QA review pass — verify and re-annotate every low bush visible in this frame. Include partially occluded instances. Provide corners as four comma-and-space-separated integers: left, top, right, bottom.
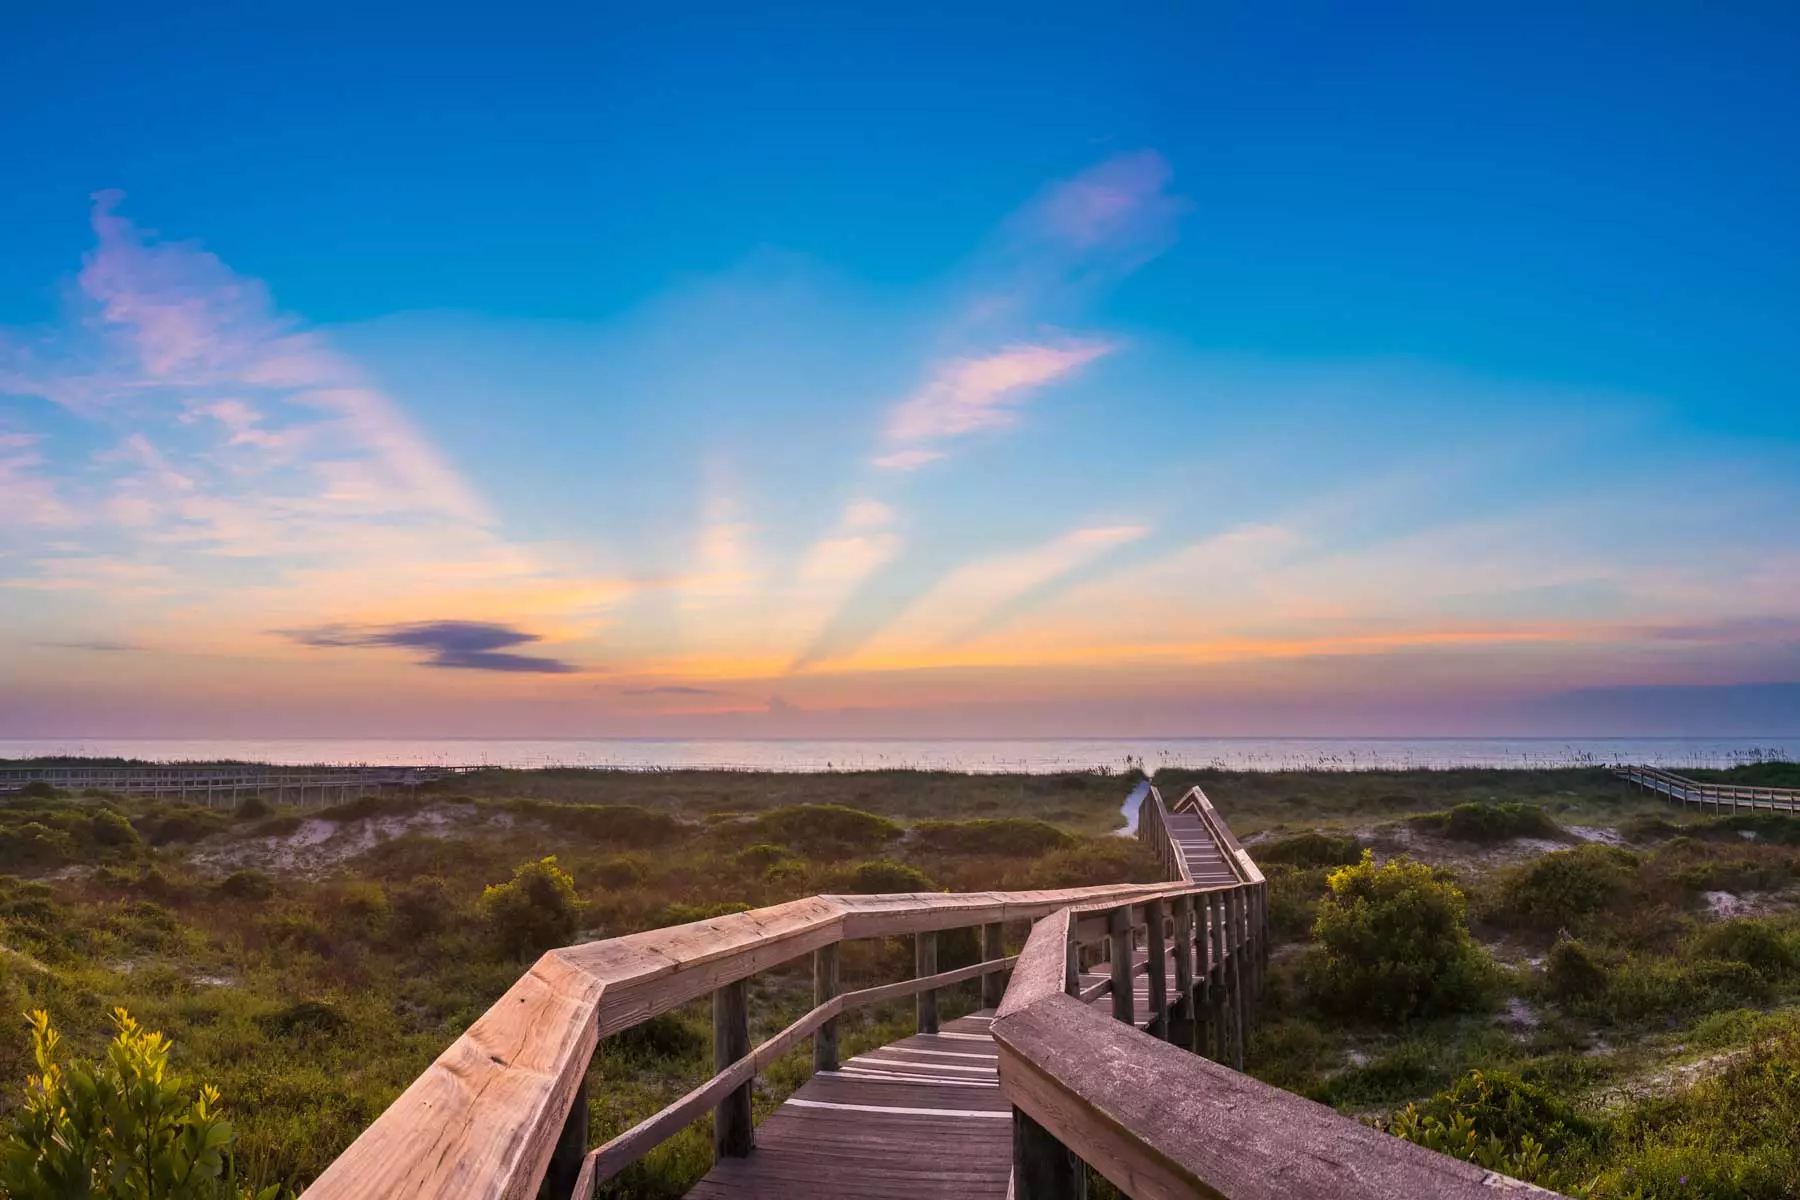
0, 1008, 277, 1199
218, 869, 277, 900
1255, 831, 1364, 869
481, 856, 583, 959
1489, 844, 1639, 932
910, 818, 1072, 857
1691, 918, 1798, 978
1017, 838, 1161, 889
1305, 852, 1491, 1022
505, 801, 686, 848
1409, 802, 1559, 844
834, 860, 936, 894
1384, 1069, 1596, 1191
1264, 864, 1332, 938
1543, 937, 1608, 1004
742, 805, 901, 858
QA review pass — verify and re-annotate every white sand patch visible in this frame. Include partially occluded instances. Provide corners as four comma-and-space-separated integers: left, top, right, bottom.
1503, 997, 1540, 1031
189, 803, 481, 876
1567, 826, 1624, 845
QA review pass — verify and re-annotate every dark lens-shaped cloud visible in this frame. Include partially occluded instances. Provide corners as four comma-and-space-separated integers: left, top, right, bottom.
284, 620, 578, 673
622, 686, 721, 696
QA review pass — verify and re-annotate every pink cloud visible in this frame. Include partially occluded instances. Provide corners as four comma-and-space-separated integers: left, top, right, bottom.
1013, 150, 1186, 255
875, 339, 1115, 468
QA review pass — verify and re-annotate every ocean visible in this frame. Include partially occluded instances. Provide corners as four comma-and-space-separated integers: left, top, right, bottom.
0, 736, 1792, 773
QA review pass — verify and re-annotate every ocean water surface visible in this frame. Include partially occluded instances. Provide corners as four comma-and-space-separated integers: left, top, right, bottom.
0, 737, 1792, 773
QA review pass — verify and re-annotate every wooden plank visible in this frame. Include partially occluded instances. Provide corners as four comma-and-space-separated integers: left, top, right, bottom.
1107, 907, 1134, 1026
814, 943, 840, 1072
839, 955, 1020, 1012
981, 922, 1006, 1008
916, 930, 939, 1035
302, 951, 605, 1200
584, 995, 846, 1184
713, 979, 753, 1158
994, 995, 1557, 1200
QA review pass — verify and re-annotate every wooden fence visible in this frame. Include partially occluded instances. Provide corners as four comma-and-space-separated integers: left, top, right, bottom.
303, 785, 1551, 1199
1616, 764, 1800, 816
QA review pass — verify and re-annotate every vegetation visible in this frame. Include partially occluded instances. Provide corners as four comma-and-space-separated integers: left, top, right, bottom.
1304, 852, 1491, 1022
1408, 801, 1560, 844
2, 760, 1797, 1198
0, 1008, 276, 1199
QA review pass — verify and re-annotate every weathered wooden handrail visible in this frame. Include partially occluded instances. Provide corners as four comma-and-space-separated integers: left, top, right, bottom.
1617, 764, 1800, 815
992, 787, 1554, 1199
303, 881, 1200, 1199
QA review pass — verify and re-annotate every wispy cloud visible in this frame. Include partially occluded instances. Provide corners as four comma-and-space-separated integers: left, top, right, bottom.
285, 620, 579, 673
622, 685, 723, 696
874, 340, 1115, 470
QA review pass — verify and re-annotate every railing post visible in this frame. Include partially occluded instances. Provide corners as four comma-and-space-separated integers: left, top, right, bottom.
712, 979, 754, 1159
1012, 1107, 1086, 1200
813, 942, 839, 1072
1171, 893, 1196, 1050
1210, 892, 1228, 1064
981, 921, 1006, 1009
1108, 905, 1134, 1026
1064, 929, 1080, 996
539, 1077, 587, 1200
916, 930, 939, 1034
1227, 888, 1246, 1071
1144, 897, 1168, 1038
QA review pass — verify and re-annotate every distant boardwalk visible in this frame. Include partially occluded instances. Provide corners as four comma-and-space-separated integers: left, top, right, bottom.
0, 761, 452, 806
1616, 764, 1800, 816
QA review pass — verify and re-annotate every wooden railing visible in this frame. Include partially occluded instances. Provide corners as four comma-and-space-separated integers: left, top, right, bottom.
306, 783, 1550, 1199
1617, 764, 1800, 816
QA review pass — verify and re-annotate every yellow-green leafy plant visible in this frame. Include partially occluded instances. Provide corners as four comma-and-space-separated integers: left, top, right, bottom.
0, 1008, 279, 1199
480, 855, 582, 959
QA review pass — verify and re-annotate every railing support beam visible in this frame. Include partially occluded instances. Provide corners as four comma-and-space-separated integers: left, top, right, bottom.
982, 922, 1007, 1009
539, 1077, 587, 1200
812, 942, 839, 1072
712, 980, 753, 1159
1144, 897, 1168, 1039
1012, 1106, 1087, 1200
1107, 906, 1134, 1026
916, 930, 939, 1034
1170, 893, 1196, 1050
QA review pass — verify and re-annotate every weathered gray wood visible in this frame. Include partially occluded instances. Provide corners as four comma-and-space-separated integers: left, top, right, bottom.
584, 995, 846, 1185
538, 1077, 586, 1200
838, 954, 1019, 1011
1144, 897, 1168, 1039
1107, 907, 1134, 1026
1170, 893, 1195, 1049
813, 942, 839, 1072
982, 922, 1006, 1008
916, 929, 939, 1035
712, 980, 753, 1158
1226, 888, 1245, 1071
1013, 1105, 1087, 1200
994, 994, 1555, 1200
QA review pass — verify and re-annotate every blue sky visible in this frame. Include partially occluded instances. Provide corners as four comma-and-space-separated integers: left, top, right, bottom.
2, 3, 1797, 737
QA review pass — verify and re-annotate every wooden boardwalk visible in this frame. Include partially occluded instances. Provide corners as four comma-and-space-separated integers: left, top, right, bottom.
689, 1012, 1011, 1200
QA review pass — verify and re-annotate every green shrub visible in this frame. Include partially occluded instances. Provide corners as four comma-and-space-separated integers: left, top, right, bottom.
743, 805, 900, 857
911, 818, 1072, 857
0, 823, 77, 869
1384, 1069, 1594, 1191
1543, 937, 1608, 1004
1305, 852, 1490, 1022
89, 809, 140, 849
0, 1008, 276, 1199
729, 844, 792, 872
505, 802, 686, 848
1490, 844, 1639, 932
1409, 802, 1558, 844
1692, 919, 1798, 978
833, 860, 935, 894
1256, 831, 1364, 869
1264, 864, 1331, 938
218, 870, 276, 900
592, 854, 653, 890
1019, 838, 1161, 888
654, 901, 753, 927
232, 796, 273, 820
391, 875, 455, 938
481, 857, 583, 959
257, 999, 349, 1039
338, 880, 390, 923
